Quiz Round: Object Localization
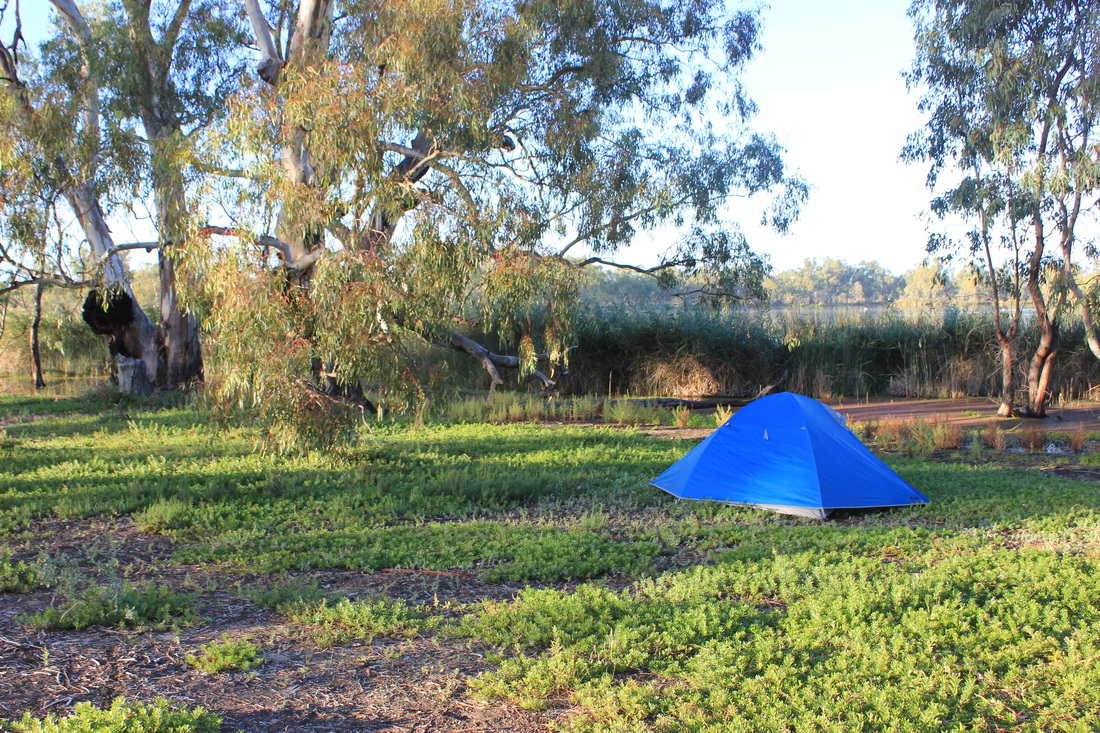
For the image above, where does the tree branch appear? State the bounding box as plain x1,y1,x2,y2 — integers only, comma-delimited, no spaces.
103,242,159,257
573,257,748,300
244,0,284,82
444,332,569,393
556,200,681,258
48,0,100,150
162,0,195,78
200,225,323,271
0,275,93,297
190,158,259,180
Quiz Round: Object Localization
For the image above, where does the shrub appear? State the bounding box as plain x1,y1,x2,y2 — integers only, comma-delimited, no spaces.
248,579,334,613
1068,423,1088,452
909,417,963,454
982,423,1006,451
672,406,691,428
0,550,41,593
133,498,191,534
284,596,440,647
19,580,199,631
874,418,909,450
9,697,221,733
1020,424,1048,452
186,634,263,674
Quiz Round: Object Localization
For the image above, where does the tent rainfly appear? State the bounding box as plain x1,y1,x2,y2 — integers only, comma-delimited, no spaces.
651,392,929,519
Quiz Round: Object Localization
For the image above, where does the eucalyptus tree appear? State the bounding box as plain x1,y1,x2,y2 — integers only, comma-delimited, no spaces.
197,0,806,447
907,0,1100,417
923,173,1030,416
0,0,162,389
0,0,246,390
90,0,248,387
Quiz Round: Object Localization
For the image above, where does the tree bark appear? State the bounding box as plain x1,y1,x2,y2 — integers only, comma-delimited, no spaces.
30,283,46,389
43,0,161,392
995,339,1014,417
446,332,558,393
159,251,204,387
120,0,206,390
980,211,1022,418
1025,207,1060,417
64,183,162,389
1025,308,1059,417
147,133,204,388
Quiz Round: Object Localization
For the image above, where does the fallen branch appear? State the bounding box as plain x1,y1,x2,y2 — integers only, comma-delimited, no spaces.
756,369,788,399
445,332,565,393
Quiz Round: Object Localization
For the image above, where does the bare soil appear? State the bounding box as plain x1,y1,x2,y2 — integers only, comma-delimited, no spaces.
825,397,1100,431
0,521,560,732
638,397,1100,442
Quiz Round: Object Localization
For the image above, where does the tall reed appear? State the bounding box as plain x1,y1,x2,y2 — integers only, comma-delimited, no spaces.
466,304,1100,402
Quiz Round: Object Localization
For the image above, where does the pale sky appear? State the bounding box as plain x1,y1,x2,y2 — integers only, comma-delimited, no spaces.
2,1,935,276
739,0,932,274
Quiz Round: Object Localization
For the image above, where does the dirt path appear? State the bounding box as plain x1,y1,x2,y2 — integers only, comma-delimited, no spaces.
826,397,1100,431
638,397,1100,442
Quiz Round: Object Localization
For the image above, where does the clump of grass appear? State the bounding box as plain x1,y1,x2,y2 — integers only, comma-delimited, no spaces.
713,404,733,427
567,396,603,421
982,423,1006,452
908,419,937,455
849,420,875,442
0,550,41,593
446,396,491,422
1068,423,1088,452
873,418,910,450
672,405,691,428
914,416,963,452
133,497,191,534
186,634,263,674
604,401,666,426
843,416,960,455
248,578,334,613
285,596,440,647
966,429,985,460
19,579,199,631
1020,424,1048,452
9,696,221,733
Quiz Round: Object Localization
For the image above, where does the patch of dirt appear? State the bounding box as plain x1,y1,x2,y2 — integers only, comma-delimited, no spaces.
1042,467,1100,482
0,519,561,732
827,397,1100,431
631,397,1100,442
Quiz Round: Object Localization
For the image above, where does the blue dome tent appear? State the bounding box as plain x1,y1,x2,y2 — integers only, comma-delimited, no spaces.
651,392,929,519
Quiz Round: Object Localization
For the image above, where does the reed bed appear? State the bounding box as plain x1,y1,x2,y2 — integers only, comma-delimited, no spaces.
7,292,1100,407
472,305,1100,403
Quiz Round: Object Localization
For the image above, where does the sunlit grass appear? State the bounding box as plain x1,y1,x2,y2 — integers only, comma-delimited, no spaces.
4,393,1100,729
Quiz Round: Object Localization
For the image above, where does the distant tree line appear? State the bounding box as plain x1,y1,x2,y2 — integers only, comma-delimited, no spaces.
576,257,999,309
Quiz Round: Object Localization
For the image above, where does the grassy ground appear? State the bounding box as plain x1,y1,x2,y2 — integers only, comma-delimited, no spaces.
1,393,1100,731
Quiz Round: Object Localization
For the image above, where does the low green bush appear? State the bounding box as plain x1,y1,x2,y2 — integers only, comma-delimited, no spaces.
247,578,334,613
19,580,198,631
463,546,1100,727
186,634,263,674
0,550,41,593
8,697,221,733
285,596,440,647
